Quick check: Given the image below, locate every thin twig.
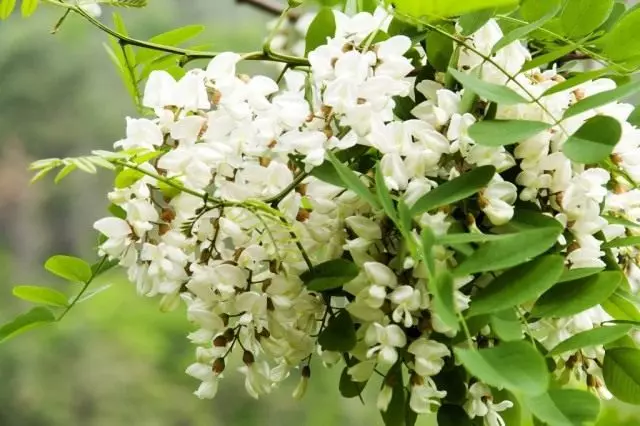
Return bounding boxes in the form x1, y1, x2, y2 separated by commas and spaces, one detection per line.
236, 0, 285, 16
58, 256, 108, 321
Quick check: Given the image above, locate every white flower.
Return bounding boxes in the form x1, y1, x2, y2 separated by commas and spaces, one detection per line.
77, 0, 101, 17
377, 384, 394, 412
389, 285, 421, 327
115, 117, 164, 150
480, 177, 517, 225
238, 360, 273, 399
408, 338, 450, 377
409, 378, 447, 414
365, 323, 407, 366
464, 383, 513, 426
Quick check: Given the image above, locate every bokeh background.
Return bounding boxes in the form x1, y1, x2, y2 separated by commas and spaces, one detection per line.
0, 1, 639, 424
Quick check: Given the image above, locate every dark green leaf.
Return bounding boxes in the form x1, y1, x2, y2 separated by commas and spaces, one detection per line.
468, 120, 552, 147
0, 307, 55, 343
562, 115, 621, 164
410, 166, 495, 216
455, 341, 550, 395
339, 366, 366, 398
13, 286, 68, 308
44, 255, 92, 283
603, 347, 640, 404
627, 105, 640, 127
437, 404, 473, 426
300, 259, 359, 292
310, 161, 347, 188
318, 310, 356, 352
525, 389, 601, 426
381, 363, 405, 426
490, 309, 523, 341
305, 7, 336, 55
326, 151, 380, 210
532, 271, 623, 318
448, 68, 530, 104
561, 0, 614, 37
549, 324, 633, 356
430, 268, 460, 333
425, 27, 453, 72
469, 255, 564, 316
375, 162, 398, 224
564, 81, 640, 118
454, 222, 563, 277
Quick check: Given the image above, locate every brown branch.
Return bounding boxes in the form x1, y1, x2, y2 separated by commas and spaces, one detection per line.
236, 0, 300, 21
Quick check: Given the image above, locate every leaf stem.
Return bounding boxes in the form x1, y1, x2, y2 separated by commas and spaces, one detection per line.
57, 256, 108, 321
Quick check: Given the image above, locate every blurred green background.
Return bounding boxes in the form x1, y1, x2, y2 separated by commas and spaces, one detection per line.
0, 1, 639, 424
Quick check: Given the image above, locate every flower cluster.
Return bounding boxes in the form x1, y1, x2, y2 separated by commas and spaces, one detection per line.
90, 6, 640, 426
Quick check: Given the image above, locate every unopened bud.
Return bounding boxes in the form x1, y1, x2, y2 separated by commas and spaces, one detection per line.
409, 372, 424, 387
212, 358, 226, 375
296, 208, 310, 222
223, 328, 235, 342
213, 335, 228, 347
243, 350, 255, 366
292, 374, 309, 400
160, 208, 176, 223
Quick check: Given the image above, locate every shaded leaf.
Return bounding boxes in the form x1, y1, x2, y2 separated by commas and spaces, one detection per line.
318, 310, 356, 352
327, 151, 380, 210
300, 259, 359, 292
603, 347, 640, 404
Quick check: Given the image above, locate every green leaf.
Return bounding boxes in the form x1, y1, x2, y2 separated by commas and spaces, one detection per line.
375, 162, 398, 224
0, 307, 55, 344
437, 232, 508, 245
564, 81, 640, 119
522, 44, 577, 72
327, 151, 380, 209
410, 166, 495, 216
542, 68, 611, 97
114, 168, 144, 188
437, 404, 473, 426
454, 223, 563, 277
425, 27, 453, 72
455, 341, 550, 395
300, 259, 359, 292
603, 236, 640, 249
562, 115, 621, 164
628, 105, 640, 127
596, 7, 640, 61
525, 389, 601, 426
603, 347, 640, 404
0, 0, 16, 19
602, 292, 640, 322
558, 267, 604, 283
397, 199, 412, 234
431, 268, 460, 333
448, 68, 530, 105
601, 214, 640, 228
13, 286, 68, 308
459, 9, 497, 36
469, 255, 564, 317
310, 161, 347, 188
468, 120, 552, 147
339, 366, 366, 398
305, 7, 336, 55
44, 255, 92, 283
532, 271, 623, 318
490, 309, 523, 342
21, 0, 38, 17
561, 0, 614, 38
381, 363, 405, 426
53, 163, 77, 184
492, 3, 560, 53
136, 25, 204, 63
548, 324, 633, 357
387, 0, 518, 21
318, 310, 356, 352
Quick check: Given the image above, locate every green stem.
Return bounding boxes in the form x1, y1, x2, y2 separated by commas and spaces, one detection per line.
58, 256, 108, 321
265, 171, 309, 205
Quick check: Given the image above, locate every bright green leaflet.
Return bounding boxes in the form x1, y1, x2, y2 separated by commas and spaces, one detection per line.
525, 389, 601, 426
468, 120, 552, 147
0, 307, 55, 344
596, 7, 640, 61
388, 0, 518, 20
44, 255, 93, 283
492, 3, 560, 53
561, 0, 614, 38
562, 115, 621, 164
455, 341, 549, 395
490, 309, 524, 342
13, 286, 69, 308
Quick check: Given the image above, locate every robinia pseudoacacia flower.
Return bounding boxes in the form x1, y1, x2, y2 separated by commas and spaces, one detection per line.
9, 1, 640, 425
